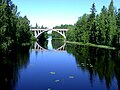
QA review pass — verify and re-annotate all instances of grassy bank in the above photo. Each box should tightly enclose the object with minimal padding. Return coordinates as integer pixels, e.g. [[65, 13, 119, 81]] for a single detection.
[[65, 41, 116, 50], [52, 38, 64, 40]]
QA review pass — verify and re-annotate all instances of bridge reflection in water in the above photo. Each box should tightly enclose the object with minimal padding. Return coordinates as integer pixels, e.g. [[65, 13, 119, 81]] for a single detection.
[[33, 42, 66, 51]]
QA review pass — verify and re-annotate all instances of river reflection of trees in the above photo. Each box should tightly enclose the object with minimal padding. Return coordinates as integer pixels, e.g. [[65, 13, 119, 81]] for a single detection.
[[52, 39, 64, 49], [35, 39, 64, 50], [37, 40, 48, 49], [0, 47, 30, 90], [66, 44, 120, 90]]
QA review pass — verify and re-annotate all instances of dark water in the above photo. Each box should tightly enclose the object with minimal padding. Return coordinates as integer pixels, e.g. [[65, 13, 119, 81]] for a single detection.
[[0, 38, 120, 90]]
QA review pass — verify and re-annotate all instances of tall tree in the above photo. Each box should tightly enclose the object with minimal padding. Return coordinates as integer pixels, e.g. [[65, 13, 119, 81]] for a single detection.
[[0, 0, 17, 50], [107, 0, 117, 46], [75, 16, 83, 42], [16, 16, 32, 46], [88, 3, 97, 44], [35, 23, 38, 29], [99, 6, 108, 45], [0, 0, 33, 51], [116, 8, 120, 44], [95, 14, 100, 44], [41, 25, 44, 29], [75, 14, 89, 43], [66, 27, 75, 41]]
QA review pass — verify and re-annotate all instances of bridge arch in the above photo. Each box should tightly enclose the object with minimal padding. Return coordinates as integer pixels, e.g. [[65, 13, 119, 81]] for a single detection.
[[33, 42, 66, 51], [37, 29, 66, 39], [31, 29, 68, 39]]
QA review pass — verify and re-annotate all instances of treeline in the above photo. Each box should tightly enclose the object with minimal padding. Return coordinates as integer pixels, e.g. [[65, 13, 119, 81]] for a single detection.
[[67, 0, 120, 47], [31, 23, 48, 29], [0, 0, 33, 52], [53, 24, 73, 29], [52, 24, 73, 39]]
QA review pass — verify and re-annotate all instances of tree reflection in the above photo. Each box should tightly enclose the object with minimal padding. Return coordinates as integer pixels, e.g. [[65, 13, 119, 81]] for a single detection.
[[66, 44, 120, 90], [37, 40, 48, 49], [0, 47, 30, 90], [52, 39, 64, 49], [34, 39, 64, 50]]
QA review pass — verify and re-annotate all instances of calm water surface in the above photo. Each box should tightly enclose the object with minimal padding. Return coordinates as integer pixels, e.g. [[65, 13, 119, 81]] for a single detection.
[[0, 37, 119, 90]]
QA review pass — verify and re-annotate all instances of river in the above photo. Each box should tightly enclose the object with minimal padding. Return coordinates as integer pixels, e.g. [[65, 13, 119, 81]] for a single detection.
[[0, 36, 120, 90]]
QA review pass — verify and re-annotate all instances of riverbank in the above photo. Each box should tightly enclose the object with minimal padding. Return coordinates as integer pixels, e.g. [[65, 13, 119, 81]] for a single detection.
[[65, 41, 116, 50], [52, 38, 64, 40]]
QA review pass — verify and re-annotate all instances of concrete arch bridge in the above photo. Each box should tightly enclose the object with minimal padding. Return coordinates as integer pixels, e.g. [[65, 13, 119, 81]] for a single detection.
[[31, 29, 69, 39]]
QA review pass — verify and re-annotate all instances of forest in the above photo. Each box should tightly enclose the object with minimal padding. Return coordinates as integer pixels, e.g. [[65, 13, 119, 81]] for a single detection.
[[66, 0, 120, 47], [1, 0, 120, 53], [0, 0, 33, 52]]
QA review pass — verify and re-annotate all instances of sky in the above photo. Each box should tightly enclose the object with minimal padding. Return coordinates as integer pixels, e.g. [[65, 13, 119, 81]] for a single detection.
[[12, 0, 120, 28]]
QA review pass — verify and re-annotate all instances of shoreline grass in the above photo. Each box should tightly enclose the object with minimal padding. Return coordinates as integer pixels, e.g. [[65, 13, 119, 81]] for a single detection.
[[65, 41, 116, 50], [52, 38, 64, 40]]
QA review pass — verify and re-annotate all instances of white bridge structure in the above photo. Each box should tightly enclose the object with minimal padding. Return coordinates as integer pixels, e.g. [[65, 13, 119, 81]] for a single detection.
[[31, 29, 69, 39], [33, 42, 66, 51]]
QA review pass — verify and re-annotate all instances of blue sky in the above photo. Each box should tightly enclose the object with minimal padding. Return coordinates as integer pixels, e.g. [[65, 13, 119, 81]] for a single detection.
[[12, 0, 120, 28]]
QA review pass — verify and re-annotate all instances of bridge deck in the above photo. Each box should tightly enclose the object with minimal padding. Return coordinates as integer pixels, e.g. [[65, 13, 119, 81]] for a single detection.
[[31, 29, 69, 31]]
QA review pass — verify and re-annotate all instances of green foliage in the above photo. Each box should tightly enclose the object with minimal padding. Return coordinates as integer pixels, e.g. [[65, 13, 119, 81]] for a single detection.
[[52, 31, 63, 39], [115, 8, 120, 46], [53, 24, 74, 39], [52, 39, 64, 49], [31, 24, 48, 29], [0, 0, 33, 51], [66, 0, 120, 47], [88, 3, 97, 44], [97, 6, 108, 45], [16, 16, 32, 45], [53, 24, 73, 29], [66, 26, 75, 41], [35, 23, 38, 29], [75, 14, 89, 43], [108, 0, 117, 45]]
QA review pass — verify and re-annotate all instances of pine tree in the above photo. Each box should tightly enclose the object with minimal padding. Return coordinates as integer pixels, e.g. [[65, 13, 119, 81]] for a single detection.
[[88, 3, 97, 44], [116, 8, 120, 44], [99, 6, 108, 45], [75, 16, 82, 42], [95, 14, 100, 44], [79, 14, 89, 43], [35, 23, 38, 29], [107, 0, 117, 46]]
